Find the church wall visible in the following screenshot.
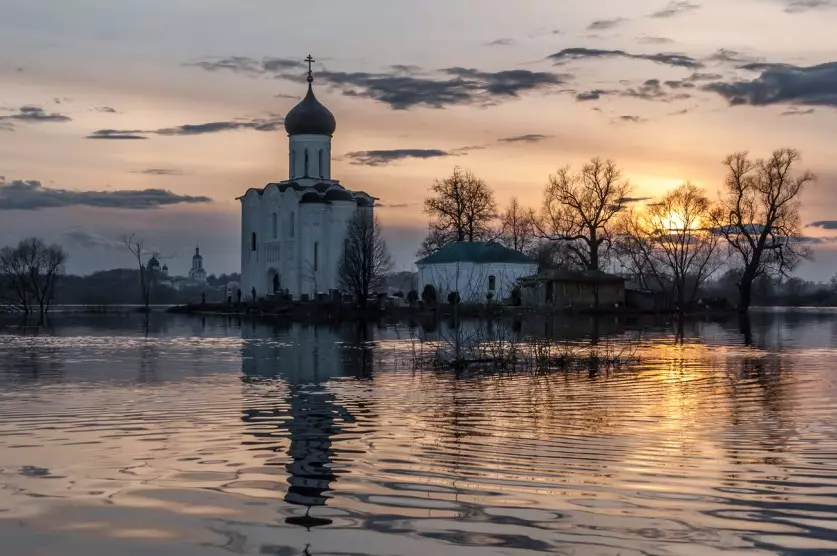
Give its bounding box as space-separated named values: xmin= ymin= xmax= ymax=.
xmin=417 ymin=262 xmax=539 ymax=303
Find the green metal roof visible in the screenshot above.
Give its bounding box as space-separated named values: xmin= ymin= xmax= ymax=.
xmin=416 ymin=241 xmax=536 ymax=266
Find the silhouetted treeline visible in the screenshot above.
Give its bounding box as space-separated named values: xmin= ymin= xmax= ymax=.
xmin=51 ymin=269 xmax=240 ymax=306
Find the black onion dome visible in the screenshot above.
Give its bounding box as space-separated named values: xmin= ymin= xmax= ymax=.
xmin=284 ymin=84 xmax=336 ymax=136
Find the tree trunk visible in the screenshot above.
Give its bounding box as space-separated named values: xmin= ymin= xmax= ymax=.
xmin=738 ymin=280 xmax=752 ymax=313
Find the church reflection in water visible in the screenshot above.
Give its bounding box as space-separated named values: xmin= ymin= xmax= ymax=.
xmin=240 ymin=321 xmax=375 ymax=530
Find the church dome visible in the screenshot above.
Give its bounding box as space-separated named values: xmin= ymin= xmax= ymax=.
xmin=284 ymin=84 xmax=336 ymax=137
xmin=147 ymin=255 xmax=160 ymax=269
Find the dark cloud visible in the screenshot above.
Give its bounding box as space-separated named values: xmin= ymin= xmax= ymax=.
xmin=62 ymin=228 xmax=123 ymax=250
xmin=548 ymin=47 xmax=702 ymax=69
xmin=577 ymin=79 xmax=690 ymax=102
xmin=487 ymin=38 xmax=516 ymax=46
xmin=131 ymin=168 xmax=184 ymax=176
xmin=782 ymin=107 xmax=816 ymax=116
xmin=95 ymin=106 xmax=117 ymax=113
xmin=706 ymin=48 xmax=761 ymax=65
xmin=638 ymin=36 xmax=675 ymax=44
xmin=613 ymin=115 xmax=647 ymax=123
xmin=155 ymin=115 xmax=283 ymax=135
xmin=376 ymin=203 xmax=413 ymax=209
xmin=576 ymin=89 xmax=613 ymax=101
xmin=88 ymin=115 xmax=283 ymax=140
xmin=498 ymin=134 xmax=551 ymax=143
xmin=87 ymin=130 xmax=148 ymax=140
xmin=649 ymin=1 xmax=701 ymax=18
xmin=0 ymin=179 xmax=212 ymax=211
xmin=588 ymin=18 xmax=628 ymax=30
xmin=619 ymin=196 xmax=653 ymax=203
xmin=784 ymin=0 xmax=837 ymax=13
xmin=808 ymin=221 xmax=837 ymax=230
xmin=188 ymin=57 xmax=569 ymax=110
xmin=344 ymin=149 xmax=458 ymax=166
xmin=0 ymin=105 xmax=72 ymax=128
xmin=185 ymin=56 xmax=304 ymax=76
xmin=703 ymin=61 xmax=837 ymax=108
xmin=664 ymin=72 xmax=723 ymax=88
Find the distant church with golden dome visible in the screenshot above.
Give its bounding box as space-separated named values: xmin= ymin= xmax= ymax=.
xmin=238 ymin=56 xmax=377 ymax=299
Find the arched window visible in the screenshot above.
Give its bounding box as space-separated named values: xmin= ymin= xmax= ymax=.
xmin=488 ymin=275 xmax=496 ymax=291
xmin=318 ymin=149 xmax=323 ymax=178
xmin=314 ymin=242 xmax=319 ymax=271
xmin=304 ymin=149 xmax=309 ymax=176
xmin=271 ymin=212 xmax=278 ymax=239
xmin=251 ymin=232 xmax=257 ymax=251
xmin=289 ymin=212 xmax=295 ymax=238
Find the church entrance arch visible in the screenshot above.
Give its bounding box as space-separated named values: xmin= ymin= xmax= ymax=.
xmin=267 ymin=268 xmax=281 ymax=295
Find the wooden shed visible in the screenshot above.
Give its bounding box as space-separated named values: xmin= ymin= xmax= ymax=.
xmin=520 ymin=269 xmax=626 ymax=310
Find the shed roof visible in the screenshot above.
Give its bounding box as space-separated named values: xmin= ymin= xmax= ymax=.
xmin=416 ymin=241 xmax=536 ymax=266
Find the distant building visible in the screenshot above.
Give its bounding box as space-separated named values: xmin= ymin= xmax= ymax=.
xmin=189 ymin=247 xmax=207 ymax=283
xmin=238 ymin=57 xmax=377 ymax=300
xmin=415 ymin=242 xmax=538 ymax=303
xmin=520 ymin=269 xmax=626 ymax=310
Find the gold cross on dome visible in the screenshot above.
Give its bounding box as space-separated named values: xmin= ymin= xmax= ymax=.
xmin=305 ymin=54 xmax=315 ymax=82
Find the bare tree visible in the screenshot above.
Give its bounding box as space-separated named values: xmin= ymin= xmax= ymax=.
xmin=416 ymin=227 xmax=459 ymax=258
xmin=122 ymin=233 xmax=152 ymax=312
xmin=498 ymin=197 xmax=536 ymax=253
xmin=709 ymin=149 xmax=814 ymax=312
xmin=338 ymin=209 xmax=393 ymax=309
xmin=538 ymin=157 xmax=630 ymax=271
xmin=620 ymin=183 xmax=722 ymax=310
xmin=424 ymin=167 xmax=497 ymax=246
xmin=0 ymin=238 xmax=66 ymax=322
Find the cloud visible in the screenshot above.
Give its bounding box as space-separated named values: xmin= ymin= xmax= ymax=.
xmin=487 ymin=38 xmax=516 ymax=46
xmin=87 ymin=115 xmax=284 ymax=140
xmin=376 ymin=203 xmax=413 ymax=209
xmin=649 ymin=1 xmax=701 ymax=18
xmin=588 ymin=18 xmax=628 ymax=30
xmin=808 ymin=221 xmax=837 ymax=230
xmin=62 ymin=227 xmax=123 ymax=250
xmin=185 ymin=56 xmax=304 ymax=76
xmin=344 ymin=149 xmax=459 ymax=166
xmin=619 ymin=196 xmax=653 ymax=203
xmin=638 ymin=36 xmax=675 ymax=44
xmin=663 ymin=72 xmax=723 ymax=89
xmin=548 ymin=47 xmax=702 ymax=69
xmin=703 ymin=61 xmax=837 ymax=108
xmin=95 ymin=106 xmax=117 ymax=113
xmin=784 ymin=0 xmax=837 ymax=13
xmin=782 ymin=107 xmax=816 ymax=116
xmin=87 ymin=130 xmax=148 ymax=140
xmin=498 ymin=134 xmax=551 ymax=143
xmin=706 ymin=48 xmax=761 ymax=65
xmin=0 ymin=179 xmax=212 ymax=211
xmin=0 ymin=105 xmax=72 ymax=129
xmin=131 ymin=168 xmax=184 ymax=176
xmin=188 ymin=57 xmax=570 ymax=110
xmin=576 ymin=89 xmax=613 ymax=101
xmin=612 ymin=115 xmax=647 ymax=123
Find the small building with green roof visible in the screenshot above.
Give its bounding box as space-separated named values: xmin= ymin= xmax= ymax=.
xmin=415 ymin=241 xmax=538 ymax=303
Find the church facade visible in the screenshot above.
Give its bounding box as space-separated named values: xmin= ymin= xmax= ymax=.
xmin=239 ymin=58 xmax=376 ymax=299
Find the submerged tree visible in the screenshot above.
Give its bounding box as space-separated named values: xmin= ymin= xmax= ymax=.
xmin=498 ymin=197 xmax=536 ymax=253
xmin=619 ymin=183 xmax=722 ymax=310
xmin=538 ymin=157 xmax=630 ymax=271
xmin=122 ymin=233 xmax=152 ymax=312
xmin=0 ymin=237 xmax=66 ymax=322
xmin=338 ymin=209 xmax=393 ymax=308
xmin=424 ymin=166 xmax=497 ymax=246
xmin=709 ymin=149 xmax=814 ymax=312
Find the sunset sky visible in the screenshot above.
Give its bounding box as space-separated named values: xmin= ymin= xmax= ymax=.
xmin=1 ymin=0 xmax=836 ymax=279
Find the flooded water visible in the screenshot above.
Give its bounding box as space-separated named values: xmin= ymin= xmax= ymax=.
xmin=1 ymin=312 xmax=837 ymax=555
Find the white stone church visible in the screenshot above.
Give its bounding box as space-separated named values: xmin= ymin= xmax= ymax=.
xmin=238 ymin=58 xmax=376 ymax=299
